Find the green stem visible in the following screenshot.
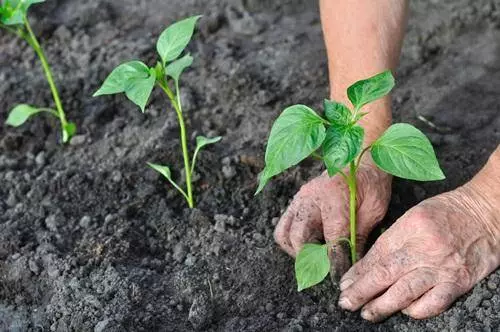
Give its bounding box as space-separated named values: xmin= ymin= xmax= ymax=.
xmin=159 ymin=82 xmax=194 ymax=208
xmin=23 ymin=18 xmax=69 ymax=141
xmin=348 ymin=161 xmax=357 ymax=264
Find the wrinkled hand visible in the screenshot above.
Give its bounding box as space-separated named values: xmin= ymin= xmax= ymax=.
xmin=338 ymin=184 xmax=500 ymax=321
xmin=274 ymin=161 xmax=392 ymax=277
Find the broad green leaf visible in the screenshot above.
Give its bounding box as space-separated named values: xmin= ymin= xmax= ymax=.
xmin=347 ymin=70 xmax=395 ymax=110
xmin=166 ymin=54 xmax=193 ymax=83
xmin=1 ymin=0 xmax=44 ymax=25
xmin=157 ymin=15 xmax=201 ymax=65
xmin=323 ymin=124 xmax=364 ymax=176
xmin=6 ymin=104 xmax=43 ymax=126
xmin=147 ymin=163 xmax=172 ymax=180
xmin=256 ymin=105 xmax=327 ymax=194
xmin=62 ymin=122 xmax=76 ymax=143
xmin=295 ymin=243 xmax=330 ymax=291
xmin=371 ymin=123 xmax=445 ymax=181
xmin=324 ymin=99 xmax=352 ymax=126
xmin=93 ymin=61 xmax=156 ymax=112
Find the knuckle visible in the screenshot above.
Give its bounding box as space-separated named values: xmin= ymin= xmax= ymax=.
xmin=372 ymin=265 xmax=392 ymax=284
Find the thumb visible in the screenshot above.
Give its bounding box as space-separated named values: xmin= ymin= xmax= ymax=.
xmin=322 ymin=208 xmax=351 ymax=283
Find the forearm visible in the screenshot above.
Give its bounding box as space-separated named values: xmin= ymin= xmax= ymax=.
xmin=320 ymin=0 xmax=409 ymax=144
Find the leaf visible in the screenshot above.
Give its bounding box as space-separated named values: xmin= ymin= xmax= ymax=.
xmin=196 ymin=135 xmax=221 ymax=150
xmin=323 ymin=124 xmax=364 ymax=176
xmin=347 ymin=70 xmax=395 ymax=110
xmin=295 ymin=243 xmax=330 ymax=291
xmin=147 ymin=163 xmax=172 ymax=180
xmin=1 ymin=0 xmax=44 ymax=25
xmin=324 ymin=99 xmax=352 ymax=126
xmin=156 ymin=15 xmax=201 ymax=65
xmin=256 ymin=105 xmax=327 ymax=194
xmin=371 ymin=123 xmax=445 ymax=181
xmin=166 ymin=53 xmax=193 ymax=83
xmin=62 ymin=122 xmax=76 ymax=143
xmin=93 ymin=61 xmax=156 ymax=112
xmin=5 ymin=104 xmax=43 ymax=126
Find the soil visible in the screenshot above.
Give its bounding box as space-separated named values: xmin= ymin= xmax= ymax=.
xmin=1 ymin=0 xmax=500 ymax=331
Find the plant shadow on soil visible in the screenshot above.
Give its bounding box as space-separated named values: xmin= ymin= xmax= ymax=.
xmin=0 ymin=1 xmax=500 ymax=331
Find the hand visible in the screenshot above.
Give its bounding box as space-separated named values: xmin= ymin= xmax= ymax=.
xmin=338 ymin=183 xmax=500 ymax=322
xmin=274 ymin=160 xmax=392 ymax=277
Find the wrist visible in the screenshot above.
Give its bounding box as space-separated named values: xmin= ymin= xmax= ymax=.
xmin=463 ymin=146 xmax=500 ymax=241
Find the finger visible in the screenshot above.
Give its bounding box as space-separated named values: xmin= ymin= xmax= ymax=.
xmin=402 ymin=283 xmax=463 ymax=319
xmin=339 ymin=238 xmax=385 ymax=291
xmin=338 ymin=250 xmax=407 ymax=311
xmin=288 ymin=200 xmax=322 ymax=255
xmin=274 ymin=203 xmax=297 ymax=256
xmin=360 ymin=268 xmax=436 ymax=322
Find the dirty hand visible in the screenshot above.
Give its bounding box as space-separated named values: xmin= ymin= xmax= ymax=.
xmin=338 ymin=183 xmax=500 ymax=322
xmin=274 ymin=160 xmax=392 ymax=277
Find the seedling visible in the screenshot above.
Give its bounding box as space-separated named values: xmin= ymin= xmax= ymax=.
xmin=93 ymin=16 xmax=221 ymax=208
xmin=1 ymin=0 xmax=75 ymax=142
xmin=256 ymin=71 xmax=445 ymax=291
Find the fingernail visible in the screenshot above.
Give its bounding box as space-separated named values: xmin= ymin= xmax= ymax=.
xmin=361 ymin=309 xmax=373 ymax=321
xmin=338 ymin=297 xmax=352 ymax=310
xmin=339 ymin=278 xmax=353 ymax=291
xmin=401 ymin=309 xmax=409 ymax=315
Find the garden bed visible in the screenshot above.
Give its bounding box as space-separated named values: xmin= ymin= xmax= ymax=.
xmin=1 ymin=0 xmax=500 ymax=331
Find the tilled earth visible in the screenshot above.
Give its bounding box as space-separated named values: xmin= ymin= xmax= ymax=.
xmin=1 ymin=0 xmax=500 ymax=331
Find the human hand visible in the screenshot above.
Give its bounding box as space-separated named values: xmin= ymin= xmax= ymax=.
xmin=338 ymin=183 xmax=500 ymax=321
xmin=274 ymin=160 xmax=392 ymax=277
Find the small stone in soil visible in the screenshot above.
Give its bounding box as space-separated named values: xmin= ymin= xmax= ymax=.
xmin=79 ymin=216 xmax=92 ymax=228
xmin=188 ymin=294 xmax=214 ymax=330
xmin=70 ymin=135 xmax=87 ymax=146
xmin=173 ymin=243 xmax=188 ymax=263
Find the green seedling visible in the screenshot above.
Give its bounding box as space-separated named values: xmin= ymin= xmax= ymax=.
xmin=256 ymin=71 xmax=445 ymax=291
xmin=1 ymin=0 xmax=75 ymax=143
xmin=93 ymin=16 xmax=221 ymax=208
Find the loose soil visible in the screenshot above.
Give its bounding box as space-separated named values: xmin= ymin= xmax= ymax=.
xmin=1 ymin=0 xmax=500 ymax=331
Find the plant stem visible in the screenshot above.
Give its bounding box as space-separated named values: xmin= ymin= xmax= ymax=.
xmin=159 ymin=82 xmax=194 ymax=208
xmin=348 ymin=161 xmax=357 ymax=264
xmin=23 ymin=18 xmax=69 ymax=141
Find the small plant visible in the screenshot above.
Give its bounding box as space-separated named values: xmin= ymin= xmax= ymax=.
xmin=256 ymin=71 xmax=445 ymax=291
xmin=1 ymin=0 xmax=75 ymax=143
xmin=93 ymin=16 xmax=221 ymax=208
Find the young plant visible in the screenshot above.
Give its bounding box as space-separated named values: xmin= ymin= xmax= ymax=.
xmin=1 ymin=0 xmax=75 ymax=143
xmin=256 ymin=71 xmax=445 ymax=291
xmin=93 ymin=16 xmax=221 ymax=208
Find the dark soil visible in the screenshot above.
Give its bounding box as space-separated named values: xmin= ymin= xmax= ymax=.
xmin=1 ymin=0 xmax=500 ymax=331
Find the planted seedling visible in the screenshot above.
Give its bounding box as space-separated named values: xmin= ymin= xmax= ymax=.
xmin=256 ymin=70 xmax=445 ymax=291
xmin=1 ymin=0 xmax=75 ymax=142
xmin=93 ymin=16 xmax=221 ymax=208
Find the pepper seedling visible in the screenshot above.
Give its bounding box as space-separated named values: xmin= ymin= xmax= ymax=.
xmin=256 ymin=71 xmax=445 ymax=291
xmin=93 ymin=16 xmax=221 ymax=208
xmin=1 ymin=0 xmax=75 ymax=143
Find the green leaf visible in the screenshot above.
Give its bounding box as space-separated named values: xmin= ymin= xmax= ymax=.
xmin=295 ymin=243 xmax=330 ymax=291
xmin=323 ymin=124 xmax=364 ymax=176
xmin=147 ymin=163 xmax=172 ymax=180
xmin=347 ymin=70 xmax=395 ymax=110
xmin=256 ymin=105 xmax=327 ymax=194
xmin=195 ymin=135 xmax=221 ymax=150
xmin=93 ymin=61 xmax=156 ymax=112
xmin=166 ymin=54 xmax=193 ymax=83
xmin=5 ymin=104 xmax=43 ymax=126
xmin=191 ymin=135 xmax=222 ymax=174
xmin=156 ymin=15 xmax=201 ymax=65
xmin=62 ymin=122 xmax=76 ymax=143
xmin=371 ymin=123 xmax=445 ymax=181
xmin=1 ymin=0 xmax=44 ymax=25
xmin=324 ymin=99 xmax=352 ymax=126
